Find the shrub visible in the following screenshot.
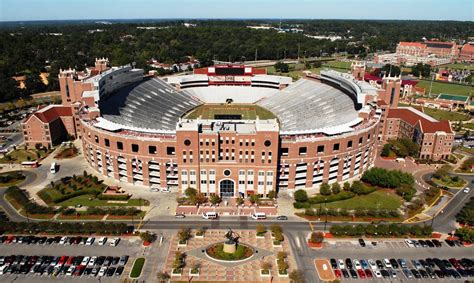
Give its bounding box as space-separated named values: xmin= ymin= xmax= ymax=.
xmin=350 ymin=181 xmax=376 ymax=195
xmin=209 ymin=194 xmax=221 ymax=205
xmin=293 ymin=201 xmax=311 ymax=209
xmin=331 ymin=183 xmax=341 ymax=194
xmin=294 ymin=190 xmax=308 ymax=202
xmin=256 ymin=224 xmax=266 ymax=236
xmin=319 ymin=183 xmax=331 ymax=195
xmin=140 ymin=231 xmax=157 ymax=243
xmin=310 ymin=232 xmax=324 ymax=244
xmin=381 ymin=144 xmax=391 ymax=157
xmin=361 ymin=167 xmax=414 ymax=188
xmin=178 ymin=228 xmax=191 ymax=242
xmin=304 ymin=208 xmax=316 ymax=216
xmin=267 ymin=190 xmax=277 ymax=199
xmin=395 ymin=185 xmax=416 ymax=201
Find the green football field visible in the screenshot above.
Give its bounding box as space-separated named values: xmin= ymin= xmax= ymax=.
xmin=185 ymin=104 xmax=276 ymax=120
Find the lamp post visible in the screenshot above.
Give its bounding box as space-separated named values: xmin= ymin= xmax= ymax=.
xmin=324 ymin=198 xmax=328 ymax=233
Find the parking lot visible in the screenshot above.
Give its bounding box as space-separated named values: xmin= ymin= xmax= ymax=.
xmin=318 ymin=238 xmax=474 ymax=282
xmin=0 ymin=235 xmax=144 ymax=282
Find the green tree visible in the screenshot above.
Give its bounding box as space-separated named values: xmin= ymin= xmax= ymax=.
xmin=331 ymin=183 xmax=341 ymax=194
xmin=381 ymin=64 xmax=401 ymax=76
xmin=343 ymin=182 xmax=351 ymax=191
xmin=319 ymin=183 xmax=331 ymax=196
xmin=381 ymin=144 xmax=391 ymax=157
xmin=289 ymin=270 xmax=306 ymax=283
xmin=267 ymin=190 xmax=277 ymax=199
xmin=294 ymin=189 xmax=308 ymax=202
xmin=209 ymin=194 xmax=221 ymax=205
xmin=24 ymin=71 xmax=47 ymax=95
xmin=185 ymin=187 xmax=197 ymax=198
xmin=274 ymin=61 xmax=289 ymax=73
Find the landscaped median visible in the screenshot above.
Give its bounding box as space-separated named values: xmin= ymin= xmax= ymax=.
xmin=0 ymin=171 xmax=26 ymax=187
xmin=294 ymin=167 xmax=430 ymax=222
xmin=130 ymin=257 xmax=145 ymax=279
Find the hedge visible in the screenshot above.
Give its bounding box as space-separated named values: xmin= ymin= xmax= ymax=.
xmin=0 ymin=219 xmax=133 ymax=235
xmin=97 ymin=194 xmax=131 ymax=201
xmin=361 ymin=167 xmax=414 ymax=188
xmin=329 ymin=223 xmax=432 ymax=237
xmin=308 ymin=191 xmax=355 ymax=204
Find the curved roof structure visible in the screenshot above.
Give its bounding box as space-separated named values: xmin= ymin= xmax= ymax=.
xmin=257 ymin=79 xmax=360 ymax=135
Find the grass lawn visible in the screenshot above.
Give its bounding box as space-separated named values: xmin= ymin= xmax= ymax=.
xmin=0 ymin=148 xmax=49 ymax=164
xmin=439 ymin=63 xmax=474 ymax=71
xmin=0 ymin=172 xmax=26 ymax=187
xmin=185 ymin=104 xmax=276 ymax=120
xmin=57 ymin=194 xmax=149 ymax=207
xmin=130 ymin=258 xmax=145 ymax=279
xmin=322 ymin=60 xmax=351 ymax=70
xmin=431 ymin=177 xmax=466 ymax=188
xmin=416 ymin=80 xmax=472 ymax=97
xmin=325 ymin=190 xmax=402 ymax=210
xmin=422 ymin=107 xmax=470 ymax=121
xmin=462 ymin=123 xmax=474 ymax=130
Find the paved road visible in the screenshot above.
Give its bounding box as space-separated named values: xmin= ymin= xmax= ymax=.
xmin=0 ymin=170 xmax=37 ymax=221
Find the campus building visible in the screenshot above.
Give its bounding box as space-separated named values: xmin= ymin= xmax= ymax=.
xmin=22 ymin=59 xmax=453 ymax=196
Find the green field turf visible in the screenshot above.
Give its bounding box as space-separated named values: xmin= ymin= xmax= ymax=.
xmin=185 ymin=104 xmax=276 ymax=120
xmin=416 ymin=80 xmax=472 ymax=97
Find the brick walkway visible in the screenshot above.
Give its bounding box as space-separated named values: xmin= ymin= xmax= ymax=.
xmin=163 ymin=229 xmax=296 ymax=282
xmin=176 ymin=198 xmax=278 ymax=216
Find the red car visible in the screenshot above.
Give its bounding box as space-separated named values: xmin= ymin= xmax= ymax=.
xmin=66 ymin=256 xmax=74 ymax=266
xmin=357 ymin=269 xmax=366 ymax=279
xmin=58 ymin=256 xmax=67 ymax=266
xmin=334 ymin=269 xmax=342 ymax=278
xmin=365 ymin=269 xmax=373 ymax=278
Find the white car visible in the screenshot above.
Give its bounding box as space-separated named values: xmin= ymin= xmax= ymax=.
xmin=110 ymin=238 xmax=120 ymax=247
xmin=66 ymin=265 xmax=75 ymax=276
xmin=368 ymin=259 xmax=377 ymax=270
xmin=59 ymin=236 xmax=68 ymax=245
xmin=86 ymin=237 xmax=95 ymax=245
xmin=338 ymin=259 xmax=345 ymax=269
xmin=374 ymin=270 xmax=382 ymax=278
xmin=464 ymin=187 xmax=470 ymax=193
xmin=98 ymin=266 xmax=107 ymax=277
xmin=87 ymin=256 xmax=97 ymax=267
xmin=383 ymin=258 xmax=392 ymax=269
xmin=353 ymin=259 xmax=362 ymax=270
xmin=80 ymin=256 xmax=90 ymax=266
xmin=97 ymin=237 xmax=107 ymax=246
xmin=404 ymin=239 xmax=415 ymax=248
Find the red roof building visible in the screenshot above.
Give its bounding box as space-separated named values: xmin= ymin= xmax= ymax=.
xmin=383 ymin=107 xmax=453 ymax=160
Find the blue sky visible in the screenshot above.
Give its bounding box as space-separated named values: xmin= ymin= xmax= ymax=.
xmin=0 ymin=0 xmax=472 ymax=22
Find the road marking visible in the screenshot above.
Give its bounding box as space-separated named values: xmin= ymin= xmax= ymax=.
xmin=309 ymin=221 xmax=314 ymax=231
xmin=296 ymin=235 xmax=301 ymax=248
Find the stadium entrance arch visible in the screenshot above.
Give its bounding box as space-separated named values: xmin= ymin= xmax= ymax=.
xmin=219 ymin=179 xmax=235 ymax=198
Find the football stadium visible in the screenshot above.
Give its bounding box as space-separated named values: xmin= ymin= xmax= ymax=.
xmin=26 ymin=60 xmax=388 ymax=197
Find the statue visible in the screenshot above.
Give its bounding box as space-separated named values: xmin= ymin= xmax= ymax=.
xmin=224 ymin=227 xmax=240 ymax=244
xmin=223 ymin=227 xmax=240 ymax=254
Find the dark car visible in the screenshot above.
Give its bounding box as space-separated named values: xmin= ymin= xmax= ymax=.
xmin=96 ymin=256 xmax=106 ymax=266
xmin=83 ymin=267 xmax=92 ymax=275
xmin=426 ymin=267 xmax=437 ymax=279
xmin=104 ymin=256 xmax=113 ymax=266
xmin=349 ymin=269 xmax=358 ymax=279
xmin=419 ymin=259 xmax=429 ymax=269
xmin=381 ymin=269 xmax=390 ymax=278
xmin=112 ymin=257 xmax=120 ymax=265
xmin=46 ymin=238 xmax=54 ymax=245
xmin=53 ymin=236 xmax=61 ymax=244
xmin=419 ymin=269 xmax=429 ymax=278
xmin=341 ymin=269 xmax=349 ymax=278
xmin=418 ymin=240 xmax=428 ymax=247
xmin=432 ymin=239 xmax=442 ymax=247
xmin=106 ymin=267 xmax=116 ymax=277
xmin=115 ymin=266 xmax=124 ymax=276
xmin=276 ymin=215 xmax=288 ymax=220
xmin=358 ymin=238 xmax=366 ymax=247
xmin=345 ymin=258 xmax=353 ymax=269
xmin=425 ymin=258 xmax=436 ymax=268
xmin=445 ymin=239 xmax=455 ymax=247
xmin=376 ymin=260 xmax=384 ymax=269
xmin=330 ymin=258 xmax=338 ymax=269
xmin=411 ymin=269 xmax=421 ymax=279
xmin=390 ymin=258 xmax=399 ymax=269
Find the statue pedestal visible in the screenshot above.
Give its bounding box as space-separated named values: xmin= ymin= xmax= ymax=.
xmin=223 ymin=241 xmax=236 ymax=254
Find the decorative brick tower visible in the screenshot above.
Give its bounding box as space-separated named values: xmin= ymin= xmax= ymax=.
xmin=351 ymin=61 xmax=366 ymax=81
xmin=380 ymin=75 xmax=401 ymax=108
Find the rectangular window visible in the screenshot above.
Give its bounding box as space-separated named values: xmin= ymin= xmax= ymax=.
xmin=247 ymin=170 xmax=253 ymax=175
xmin=299 ymin=147 xmax=307 ymax=155
xmin=317 ymin=145 xmax=324 ymax=153
xmin=104 ymin=139 xmax=110 ymax=147
xmin=258 ymin=171 xmax=265 ymax=176
xmin=347 ymin=140 xmax=353 ymax=148
xmin=94 ymin=135 xmax=99 ymax=143
xmin=132 ymin=144 xmax=139 ymax=153
xmin=167 ymin=147 xmax=175 ymax=155
xmin=148 ymin=145 xmax=157 ymax=154
xmin=281 ymin=148 xmax=289 ymax=156
xmin=117 ymin=141 xmax=123 ymax=150
xmin=239 ymin=170 xmax=245 ymax=175
xmin=209 ymin=180 xmax=216 ymax=184
xmin=359 ymin=137 xmax=363 ymax=144
xmin=333 ymin=143 xmax=340 ymax=151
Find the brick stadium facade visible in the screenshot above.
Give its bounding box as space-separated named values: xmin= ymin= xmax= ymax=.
xmin=22 ymin=59 xmax=453 ymax=197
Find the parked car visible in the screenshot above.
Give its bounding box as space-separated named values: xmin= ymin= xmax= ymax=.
xmin=119 ymin=255 xmax=129 ymax=266
xmin=110 ymin=238 xmax=120 ymax=247
xmin=98 ymin=266 xmax=107 ymax=277
xmin=276 ymin=215 xmax=288 ymax=220
xmin=358 ymin=238 xmax=366 ymax=247
xmin=175 ymin=213 xmax=186 ymax=218
xmin=97 ymin=237 xmax=107 ymax=246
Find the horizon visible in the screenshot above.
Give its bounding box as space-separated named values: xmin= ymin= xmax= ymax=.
xmin=0 ymin=0 xmax=472 ymax=22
